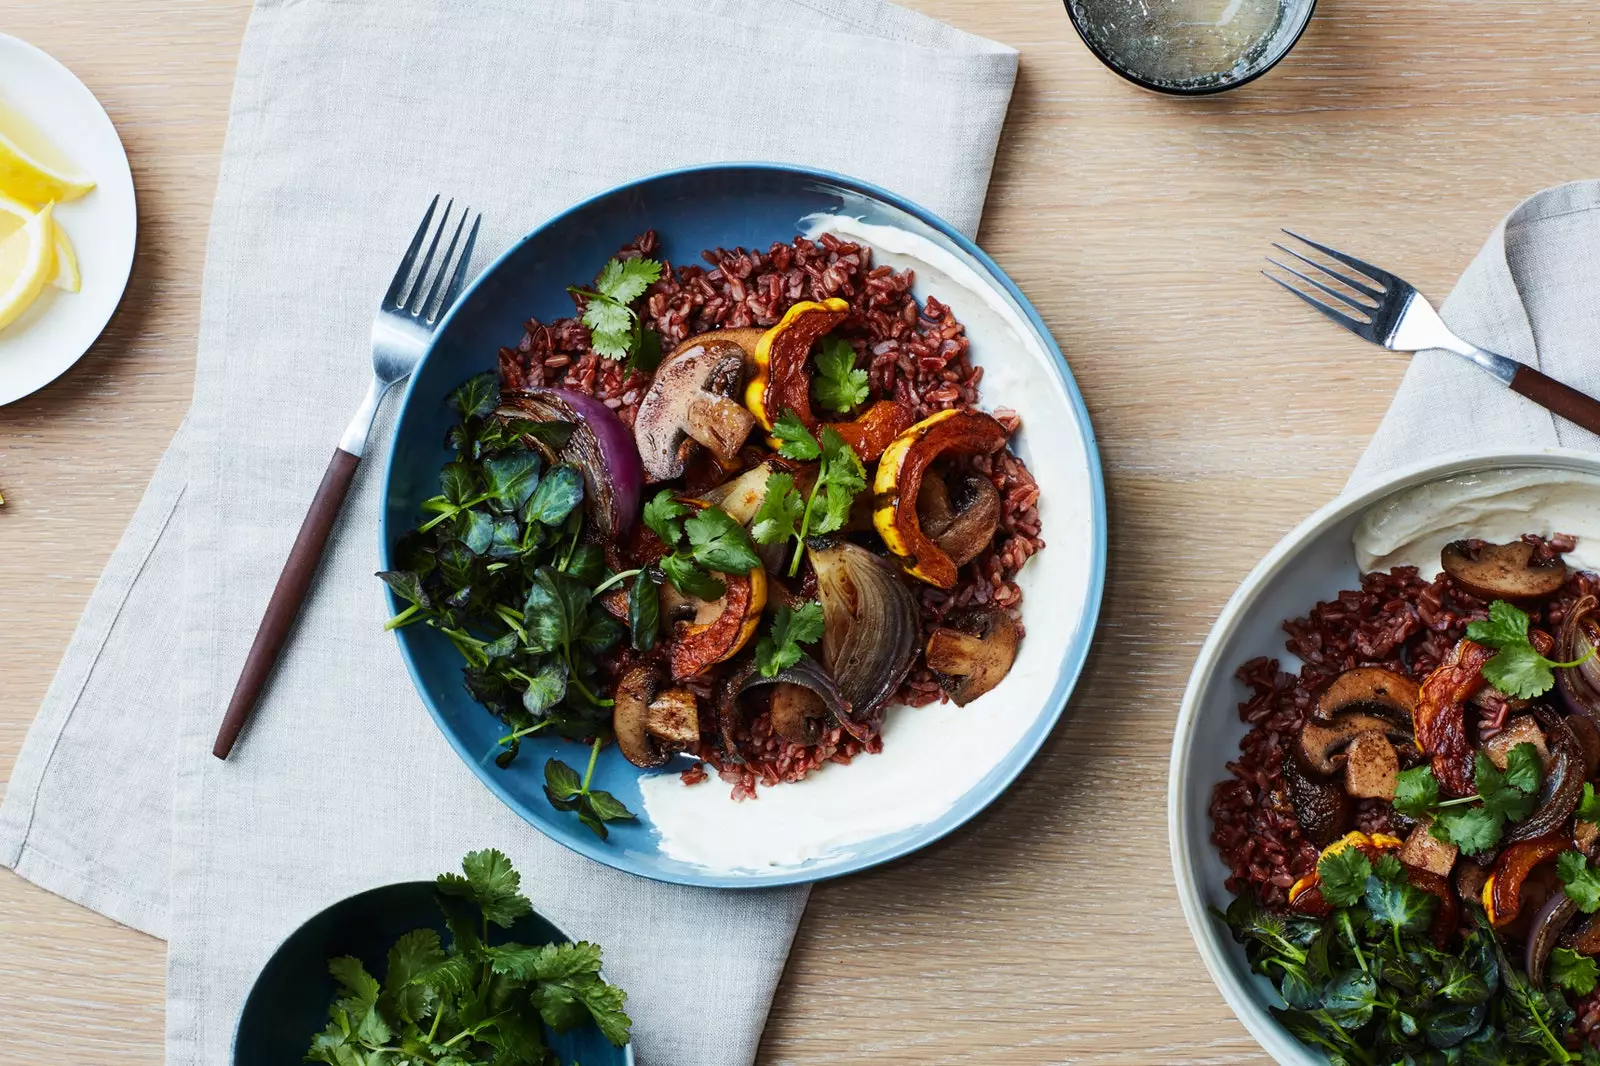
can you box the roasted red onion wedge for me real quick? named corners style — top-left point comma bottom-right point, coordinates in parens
top-left (808, 539), bottom-right (918, 729)
top-left (1528, 890), bottom-right (1579, 988)
top-left (1505, 710), bottom-right (1584, 844)
top-left (497, 387), bottom-right (643, 540)
top-left (1558, 594), bottom-right (1600, 722)
top-left (717, 656), bottom-right (853, 757)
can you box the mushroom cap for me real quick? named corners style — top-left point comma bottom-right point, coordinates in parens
top-left (1441, 539), bottom-right (1568, 600)
top-left (634, 339), bottom-right (751, 482)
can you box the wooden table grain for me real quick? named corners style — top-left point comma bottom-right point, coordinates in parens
top-left (3, 1), bottom-right (1597, 1061)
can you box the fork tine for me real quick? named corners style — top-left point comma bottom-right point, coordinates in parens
top-left (419, 209), bottom-right (469, 323)
top-left (1271, 242), bottom-right (1383, 302)
top-left (1281, 229), bottom-right (1394, 292)
top-left (1262, 270), bottom-right (1370, 336)
top-left (385, 195), bottom-right (439, 310)
top-left (1266, 256), bottom-right (1374, 317)
top-left (406, 200), bottom-right (452, 313)
top-left (441, 212), bottom-right (481, 314)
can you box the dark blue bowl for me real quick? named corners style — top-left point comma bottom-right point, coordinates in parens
top-left (380, 163), bottom-right (1106, 888)
top-left (233, 880), bottom-right (633, 1065)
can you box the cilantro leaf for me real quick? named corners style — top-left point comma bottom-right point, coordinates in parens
top-left (684, 505), bottom-right (761, 573)
top-left (1393, 764), bottom-right (1441, 819)
top-left (1431, 804), bottom-right (1505, 856)
top-left (326, 956), bottom-right (390, 1046)
top-left (771, 409), bottom-right (822, 460)
top-left (660, 553), bottom-right (725, 600)
top-left (437, 848), bottom-right (533, 928)
top-left (642, 489), bottom-right (692, 546)
top-left (384, 928), bottom-right (446, 1025)
top-left (755, 600), bottom-right (825, 677)
top-left (750, 472), bottom-right (804, 546)
top-left (812, 427), bottom-right (865, 536)
top-left (1561, 850), bottom-right (1600, 913)
top-left (1579, 782), bottom-right (1600, 824)
top-left (594, 256), bottom-right (662, 305)
top-left (581, 295), bottom-right (633, 338)
top-left (589, 325), bottom-right (632, 361)
top-left (1373, 853), bottom-right (1404, 882)
top-left (1504, 741), bottom-right (1544, 797)
top-left (1476, 752), bottom-right (1538, 823)
top-left (1554, 947), bottom-right (1600, 996)
top-left (813, 335), bottom-right (869, 413)
top-left (1317, 847), bottom-right (1373, 908)
top-left (1467, 599), bottom-right (1589, 699)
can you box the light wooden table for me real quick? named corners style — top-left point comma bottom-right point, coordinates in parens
top-left (2, 1), bottom-right (1597, 1061)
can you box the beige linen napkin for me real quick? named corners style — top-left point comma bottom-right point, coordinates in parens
top-left (1352, 180), bottom-right (1600, 486)
top-left (0, 1), bottom-right (1018, 1062)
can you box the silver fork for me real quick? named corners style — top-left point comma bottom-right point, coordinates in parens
top-left (1265, 230), bottom-right (1600, 438)
top-left (214, 196), bottom-right (482, 759)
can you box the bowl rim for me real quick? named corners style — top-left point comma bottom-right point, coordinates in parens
top-left (379, 161), bottom-right (1108, 889)
top-left (1061, 0), bottom-right (1318, 97)
top-left (232, 879), bottom-right (637, 1064)
top-left (1167, 445), bottom-right (1600, 1064)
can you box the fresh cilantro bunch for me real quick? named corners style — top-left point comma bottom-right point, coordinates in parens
top-left (543, 741), bottom-right (635, 841)
top-left (567, 256), bottom-right (664, 371)
top-left (380, 374), bottom-right (626, 772)
top-left (751, 410), bottom-right (867, 577)
top-left (756, 600), bottom-right (824, 677)
top-left (1223, 855), bottom-right (1588, 1064)
top-left (1468, 600), bottom-right (1593, 699)
top-left (640, 492), bottom-right (762, 600)
top-left (306, 849), bottom-right (630, 1066)
top-left (813, 335), bottom-right (870, 413)
top-left (1391, 745), bottom-right (1542, 855)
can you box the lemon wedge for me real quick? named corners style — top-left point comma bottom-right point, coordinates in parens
top-left (0, 100), bottom-right (94, 205)
top-left (0, 191), bottom-right (76, 292)
top-left (0, 202), bottom-right (55, 331)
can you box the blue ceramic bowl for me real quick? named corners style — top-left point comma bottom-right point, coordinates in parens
top-left (234, 880), bottom-right (632, 1065)
top-left (381, 163), bottom-right (1106, 888)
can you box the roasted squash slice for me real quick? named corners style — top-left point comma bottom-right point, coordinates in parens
top-left (872, 409), bottom-right (1008, 587)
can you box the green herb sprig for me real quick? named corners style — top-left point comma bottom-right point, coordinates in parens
top-left (639, 492), bottom-right (762, 600)
top-left (544, 741), bottom-right (636, 841)
top-left (567, 256), bottom-right (664, 371)
top-left (750, 410), bottom-right (866, 576)
top-left (306, 849), bottom-right (630, 1066)
top-left (755, 600), bottom-right (824, 677)
top-left (1469, 600), bottom-right (1594, 699)
top-left (1391, 746), bottom-right (1542, 856)
top-left (813, 335), bottom-right (869, 413)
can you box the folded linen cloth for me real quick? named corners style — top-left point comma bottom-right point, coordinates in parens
top-left (1351, 179), bottom-right (1600, 487)
top-left (0, 2), bottom-right (1017, 1062)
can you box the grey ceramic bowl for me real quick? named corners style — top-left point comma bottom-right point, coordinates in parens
top-left (1168, 447), bottom-right (1600, 1063)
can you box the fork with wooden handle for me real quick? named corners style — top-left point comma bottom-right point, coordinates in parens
top-left (212, 197), bottom-right (481, 759)
top-left (1265, 230), bottom-right (1600, 437)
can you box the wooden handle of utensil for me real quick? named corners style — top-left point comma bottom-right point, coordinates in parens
top-left (1510, 365), bottom-right (1600, 438)
top-left (213, 447), bottom-right (361, 759)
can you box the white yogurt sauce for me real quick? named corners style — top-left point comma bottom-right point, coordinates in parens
top-left (636, 215), bottom-right (1095, 872)
top-left (1354, 468), bottom-right (1600, 577)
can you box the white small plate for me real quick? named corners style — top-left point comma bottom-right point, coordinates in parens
top-left (0, 34), bottom-right (136, 406)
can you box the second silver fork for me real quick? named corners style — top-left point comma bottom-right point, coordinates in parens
top-left (1265, 229), bottom-right (1600, 439)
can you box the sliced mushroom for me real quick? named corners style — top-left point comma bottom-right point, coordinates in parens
top-left (634, 339), bottom-right (755, 481)
top-left (916, 471), bottom-right (1001, 569)
top-left (614, 667), bottom-right (702, 769)
top-left (1442, 539), bottom-right (1568, 601)
top-left (1284, 755), bottom-right (1352, 848)
top-left (1298, 711), bottom-right (1413, 776)
top-left (1343, 730), bottom-right (1400, 799)
top-left (1313, 666), bottom-right (1419, 724)
top-left (925, 610), bottom-right (1020, 706)
top-left (770, 683), bottom-right (827, 745)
